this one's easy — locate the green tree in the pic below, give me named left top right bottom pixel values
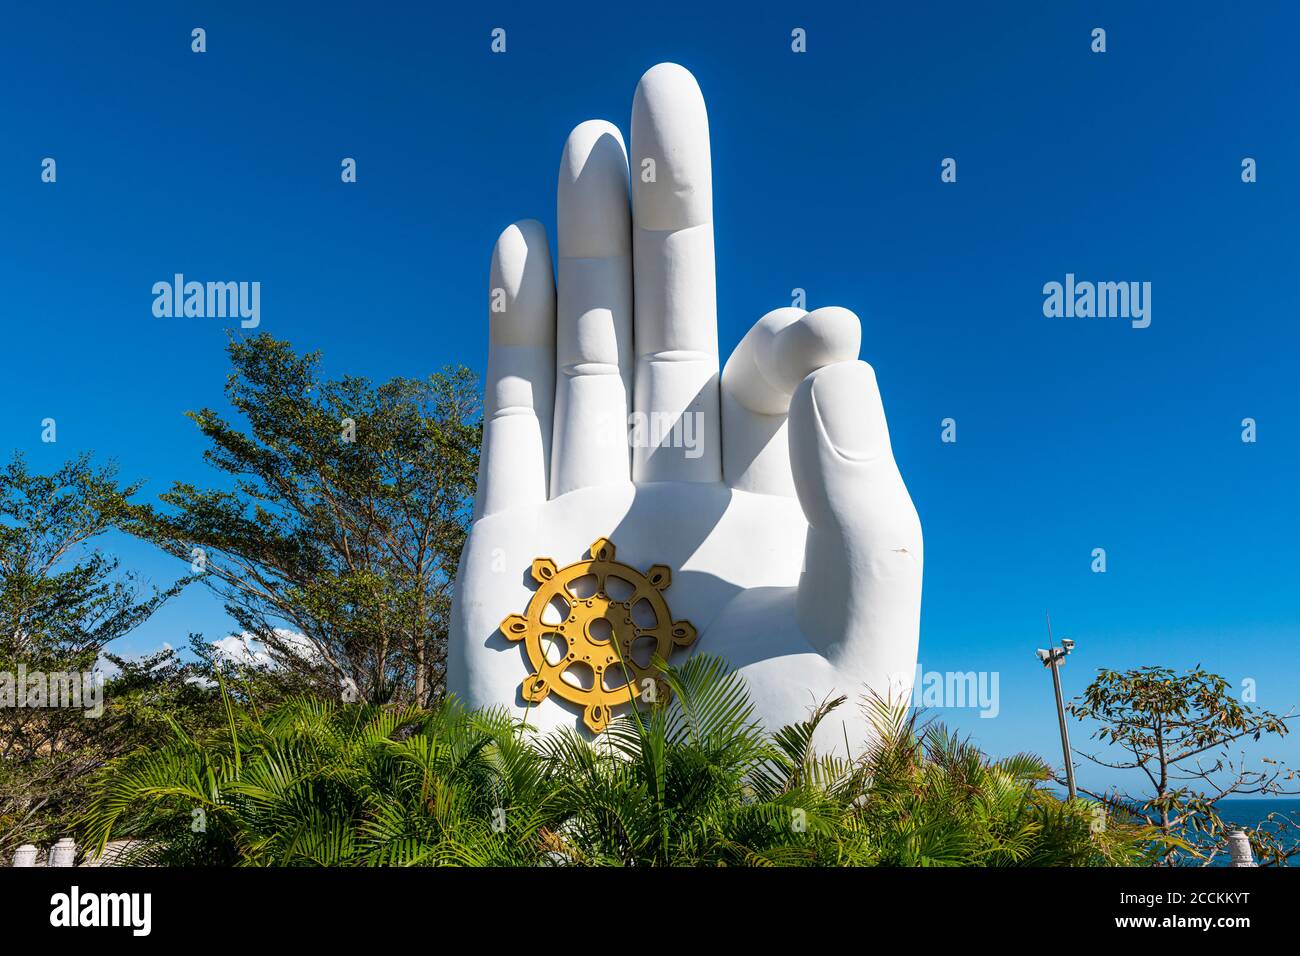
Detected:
left=1073, top=665, right=1298, bottom=866
left=0, top=452, right=185, bottom=857
left=124, top=334, right=480, bottom=708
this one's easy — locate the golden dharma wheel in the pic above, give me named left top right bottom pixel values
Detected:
left=500, top=537, right=696, bottom=733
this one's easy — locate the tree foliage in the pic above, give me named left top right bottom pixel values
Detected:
left=123, top=334, right=480, bottom=707
left=0, top=453, right=187, bottom=856
left=1073, top=665, right=1298, bottom=865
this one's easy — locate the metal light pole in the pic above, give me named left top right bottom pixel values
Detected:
left=1036, top=614, right=1077, bottom=800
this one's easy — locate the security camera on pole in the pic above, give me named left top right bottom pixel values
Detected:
left=1036, top=614, right=1077, bottom=800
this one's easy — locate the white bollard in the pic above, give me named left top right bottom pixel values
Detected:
left=47, top=837, right=76, bottom=867
left=11, top=844, right=38, bottom=867
left=1227, top=829, right=1256, bottom=867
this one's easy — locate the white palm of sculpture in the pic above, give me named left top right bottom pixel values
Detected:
left=448, top=63, right=922, bottom=754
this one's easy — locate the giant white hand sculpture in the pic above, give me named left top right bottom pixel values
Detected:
left=448, top=64, right=922, bottom=753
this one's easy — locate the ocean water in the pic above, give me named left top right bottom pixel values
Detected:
left=1219, top=798, right=1300, bottom=828
left=1212, top=798, right=1300, bottom=865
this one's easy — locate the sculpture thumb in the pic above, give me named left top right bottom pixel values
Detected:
left=788, top=361, right=922, bottom=694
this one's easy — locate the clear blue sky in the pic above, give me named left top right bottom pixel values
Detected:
left=2, top=1, right=1297, bottom=792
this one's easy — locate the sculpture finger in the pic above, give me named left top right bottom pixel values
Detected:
left=722, top=306, right=861, bottom=495
left=475, top=220, right=556, bottom=519
left=788, top=361, right=922, bottom=689
left=630, top=62, right=720, bottom=482
left=552, top=120, right=634, bottom=497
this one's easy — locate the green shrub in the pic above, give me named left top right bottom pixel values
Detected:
left=78, top=656, right=1156, bottom=867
